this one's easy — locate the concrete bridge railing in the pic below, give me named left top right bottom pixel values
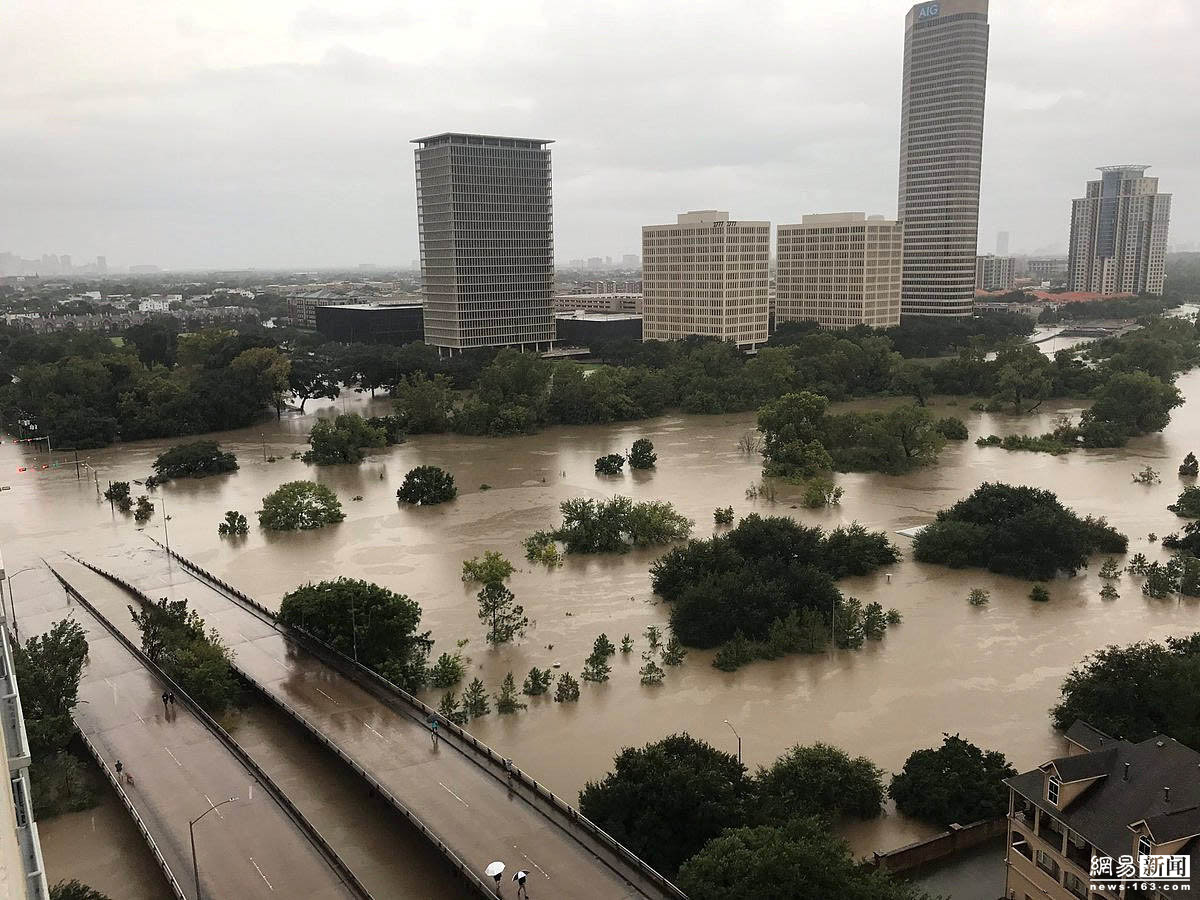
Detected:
left=142, top=537, right=688, bottom=900
left=50, top=561, right=376, bottom=900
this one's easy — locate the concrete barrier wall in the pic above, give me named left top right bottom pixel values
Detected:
left=145, top=537, right=688, bottom=900
left=871, top=817, right=1008, bottom=873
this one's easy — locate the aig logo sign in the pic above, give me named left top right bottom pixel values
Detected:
left=917, top=2, right=941, bottom=19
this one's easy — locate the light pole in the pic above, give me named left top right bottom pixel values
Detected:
left=723, top=719, right=742, bottom=765
left=5, top=566, right=41, bottom=636
left=190, top=797, right=237, bottom=900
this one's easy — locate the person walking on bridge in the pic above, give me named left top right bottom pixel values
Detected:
left=428, top=715, right=439, bottom=747
left=161, top=691, right=170, bottom=716
left=513, top=869, right=529, bottom=898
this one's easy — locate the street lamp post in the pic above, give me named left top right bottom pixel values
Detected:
left=189, top=797, right=237, bottom=900
left=5, top=566, right=41, bottom=636
left=723, top=719, right=742, bottom=765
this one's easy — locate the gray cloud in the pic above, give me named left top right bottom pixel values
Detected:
left=1, top=0, right=1196, bottom=268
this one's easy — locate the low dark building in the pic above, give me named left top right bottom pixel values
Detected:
left=314, top=303, right=424, bottom=344
left=554, top=312, right=642, bottom=347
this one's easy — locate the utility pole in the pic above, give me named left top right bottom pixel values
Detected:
left=723, top=720, right=742, bottom=765
left=261, top=433, right=266, bottom=462
left=74, top=450, right=80, bottom=479
left=189, top=797, right=237, bottom=900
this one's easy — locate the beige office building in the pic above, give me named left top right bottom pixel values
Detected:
left=776, top=213, right=903, bottom=329
left=975, top=254, right=1014, bottom=291
left=1068, top=165, right=1170, bottom=296
left=898, top=0, right=990, bottom=317
left=641, top=211, right=769, bottom=349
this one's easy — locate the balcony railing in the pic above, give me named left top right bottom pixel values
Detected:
left=1, top=627, right=31, bottom=772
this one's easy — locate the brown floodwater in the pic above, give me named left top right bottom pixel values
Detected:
left=5, top=364, right=1200, bottom=868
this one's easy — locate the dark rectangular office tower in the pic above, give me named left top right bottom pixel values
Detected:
left=898, top=0, right=989, bottom=317
left=412, top=132, right=556, bottom=351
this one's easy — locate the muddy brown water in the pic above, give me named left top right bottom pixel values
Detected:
left=7, top=367, right=1200, bottom=881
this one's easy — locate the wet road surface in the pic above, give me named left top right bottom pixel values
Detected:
left=63, top=549, right=676, bottom=900
left=31, top=565, right=364, bottom=900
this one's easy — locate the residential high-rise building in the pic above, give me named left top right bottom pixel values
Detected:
left=1068, top=165, right=1171, bottom=296
left=897, top=0, right=990, bottom=317
left=776, top=213, right=903, bottom=329
left=975, top=254, right=1014, bottom=291
left=412, top=133, right=555, bottom=352
left=642, top=210, right=769, bottom=349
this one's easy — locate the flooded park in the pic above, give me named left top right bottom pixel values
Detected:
left=8, top=363, right=1200, bottom=897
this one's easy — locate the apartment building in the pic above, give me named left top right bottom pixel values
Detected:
left=641, top=210, right=769, bottom=350
left=1068, top=166, right=1171, bottom=296
left=776, top=213, right=903, bottom=329
left=0, top=554, right=49, bottom=899
left=1004, top=721, right=1199, bottom=900
left=413, top=132, right=556, bottom=352
left=976, top=254, right=1014, bottom=291
left=898, top=0, right=990, bottom=317
left=552, top=292, right=643, bottom=315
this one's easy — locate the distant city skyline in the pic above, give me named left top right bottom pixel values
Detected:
left=2, top=1, right=1197, bottom=269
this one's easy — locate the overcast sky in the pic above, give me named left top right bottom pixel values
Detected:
left=3, top=0, right=1196, bottom=270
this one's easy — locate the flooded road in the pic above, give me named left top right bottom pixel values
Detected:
left=5, top=368, right=1200, bottom=865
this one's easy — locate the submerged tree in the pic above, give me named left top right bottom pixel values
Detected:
left=461, top=678, right=491, bottom=719
left=496, top=672, right=526, bottom=714
left=522, top=667, right=553, bottom=696
left=628, top=438, right=657, bottom=470
left=595, top=453, right=626, bottom=476
left=217, top=510, right=249, bottom=536
left=438, top=690, right=467, bottom=725
left=476, top=582, right=528, bottom=645
left=1180, top=452, right=1199, bottom=477
left=639, top=653, right=665, bottom=685
left=554, top=672, right=581, bottom=702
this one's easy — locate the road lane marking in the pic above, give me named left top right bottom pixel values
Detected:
left=362, top=722, right=386, bottom=740
left=203, top=795, right=224, bottom=819
left=248, top=783, right=253, bottom=801
left=249, top=858, right=274, bottom=891
left=438, top=782, right=469, bottom=808
left=513, top=849, right=550, bottom=880
left=163, top=747, right=183, bottom=767
left=315, top=688, right=338, bottom=703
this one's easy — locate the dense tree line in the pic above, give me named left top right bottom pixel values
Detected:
left=650, top=515, right=899, bottom=665
left=151, top=441, right=238, bottom=480
left=579, top=733, right=931, bottom=898
left=1051, top=634, right=1200, bottom=747
left=758, top=390, right=946, bottom=477
left=913, top=483, right=1127, bottom=580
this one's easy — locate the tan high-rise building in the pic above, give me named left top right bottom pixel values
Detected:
left=641, top=210, right=769, bottom=349
left=1068, top=166, right=1171, bottom=296
left=898, top=0, right=990, bottom=317
left=776, top=213, right=903, bottom=329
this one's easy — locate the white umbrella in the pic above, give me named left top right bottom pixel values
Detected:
left=513, top=870, right=529, bottom=882
left=485, top=861, right=505, bottom=878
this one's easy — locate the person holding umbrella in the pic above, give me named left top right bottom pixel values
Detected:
left=485, top=861, right=505, bottom=895
left=513, top=869, right=530, bottom=898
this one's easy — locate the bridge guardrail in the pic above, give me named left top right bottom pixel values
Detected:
left=66, top=553, right=495, bottom=898
left=143, top=537, right=688, bottom=899
left=75, top=729, right=188, bottom=900
left=51, top=561, right=375, bottom=900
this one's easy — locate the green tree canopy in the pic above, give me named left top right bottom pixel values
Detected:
left=128, top=598, right=240, bottom=714
left=152, top=440, right=238, bottom=480
left=396, top=465, right=457, bottom=505
left=303, top=413, right=389, bottom=465
left=888, top=734, right=1016, bottom=827
left=1051, top=635, right=1200, bottom=747
left=579, top=734, right=752, bottom=876
left=13, top=619, right=89, bottom=758
left=257, top=480, right=345, bottom=530
left=913, top=482, right=1127, bottom=579
left=628, top=438, right=657, bottom=469
left=278, top=578, right=431, bottom=691
left=677, top=817, right=935, bottom=900
left=755, top=743, right=884, bottom=822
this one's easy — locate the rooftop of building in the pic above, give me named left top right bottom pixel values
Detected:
left=316, top=302, right=423, bottom=311
left=1098, top=164, right=1151, bottom=174
left=554, top=311, right=642, bottom=322
left=411, top=132, right=553, bottom=148
left=1007, top=722, right=1200, bottom=866
left=781, top=212, right=896, bottom=228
